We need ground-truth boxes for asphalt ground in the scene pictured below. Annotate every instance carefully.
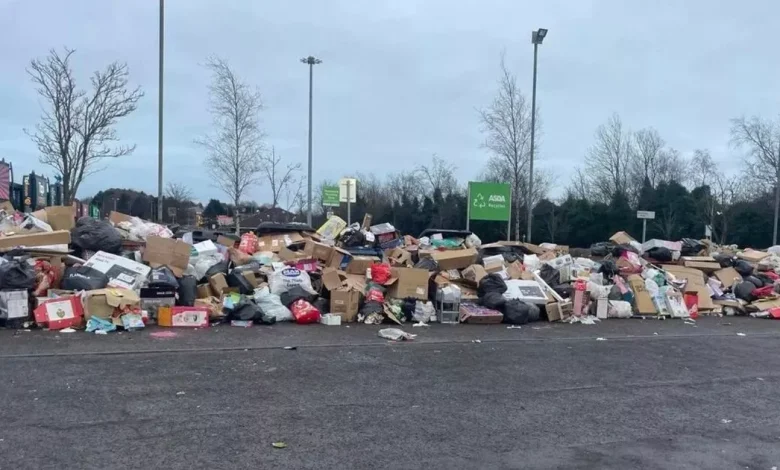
[2,317,780,469]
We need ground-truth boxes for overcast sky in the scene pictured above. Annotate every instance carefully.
[1,0,778,203]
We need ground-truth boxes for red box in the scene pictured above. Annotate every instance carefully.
[34,296,83,330]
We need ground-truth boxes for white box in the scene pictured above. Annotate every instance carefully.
[502,280,548,305]
[83,251,151,290]
[544,254,573,270]
[0,290,28,320]
[192,240,218,257]
[641,239,682,253]
[319,314,342,326]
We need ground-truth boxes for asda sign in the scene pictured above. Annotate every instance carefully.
[468,182,511,222]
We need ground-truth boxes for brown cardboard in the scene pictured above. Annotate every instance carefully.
[430,248,478,271]
[0,230,71,250]
[386,267,429,300]
[304,240,333,262]
[386,247,413,267]
[196,284,212,299]
[278,244,310,263]
[330,289,360,322]
[143,236,191,277]
[546,301,572,322]
[482,256,505,273]
[109,211,134,225]
[327,247,351,269]
[627,274,657,315]
[0,200,14,213]
[748,298,780,311]
[714,267,742,289]
[216,235,237,247]
[661,265,714,310]
[84,288,140,320]
[506,261,524,280]
[321,268,348,291]
[609,231,636,245]
[682,261,721,272]
[256,232,305,253]
[737,249,769,263]
[208,273,229,295]
[343,274,366,293]
[242,271,261,288]
[346,256,379,275]
[462,264,488,285]
[361,214,373,231]
[44,206,75,231]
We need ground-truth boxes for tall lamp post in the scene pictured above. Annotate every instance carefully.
[527,27,547,243]
[157,0,165,223]
[301,56,322,227]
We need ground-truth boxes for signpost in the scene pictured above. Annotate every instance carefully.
[322,186,340,207]
[467,182,511,239]
[339,178,357,224]
[636,210,655,243]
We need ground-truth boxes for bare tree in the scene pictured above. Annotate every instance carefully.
[196,57,265,233]
[730,115,780,244]
[688,149,718,189]
[584,113,632,203]
[165,182,193,202]
[479,55,540,240]
[25,48,143,203]
[565,167,592,200]
[417,154,459,198]
[261,146,301,209]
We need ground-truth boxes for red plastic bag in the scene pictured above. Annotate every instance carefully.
[371,263,392,284]
[290,299,321,324]
[751,285,774,298]
[684,293,698,319]
[239,233,258,254]
[365,287,385,303]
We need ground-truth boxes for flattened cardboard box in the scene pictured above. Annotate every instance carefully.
[84,288,140,320]
[256,232,305,253]
[737,249,769,263]
[430,248,478,271]
[627,274,657,315]
[386,268,429,300]
[143,236,191,277]
[714,267,742,289]
[304,240,333,262]
[0,230,70,251]
[609,231,636,245]
[661,265,714,310]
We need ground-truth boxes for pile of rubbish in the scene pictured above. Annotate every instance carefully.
[2,205,780,334]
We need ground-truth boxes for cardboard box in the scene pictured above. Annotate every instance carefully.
[328,247,351,270]
[209,273,229,295]
[321,268,348,291]
[83,251,151,290]
[642,239,682,253]
[546,301,572,322]
[319,313,342,326]
[459,303,503,324]
[0,230,71,251]
[109,211,134,225]
[714,267,742,289]
[346,256,379,275]
[506,261,524,280]
[610,231,636,245]
[662,265,714,310]
[386,247,413,267]
[139,287,176,318]
[158,306,210,327]
[303,240,333,262]
[462,264,488,285]
[43,206,75,231]
[330,288,360,322]
[344,274,366,293]
[0,290,29,320]
[192,240,218,257]
[737,249,769,263]
[34,295,83,330]
[386,268,429,300]
[316,216,347,241]
[430,248,478,271]
[627,274,657,315]
[256,232,305,253]
[482,255,505,273]
[143,236,191,277]
[278,244,311,263]
[196,284,212,299]
[84,288,140,320]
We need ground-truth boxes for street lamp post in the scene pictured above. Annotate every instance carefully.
[527,28,547,243]
[301,56,322,227]
[157,0,165,223]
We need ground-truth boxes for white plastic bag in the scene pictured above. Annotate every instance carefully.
[378,328,416,341]
[465,233,482,249]
[523,254,540,272]
[413,300,436,323]
[269,267,316,295]
[608,300,632,318]
[254,286,293,321]
[190,253,223,280]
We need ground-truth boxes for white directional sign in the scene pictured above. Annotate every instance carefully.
[339,178,357,203]
[636,210,656,220]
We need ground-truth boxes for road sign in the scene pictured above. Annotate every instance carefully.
[339,178,357,203]
[468,182,511,222]
[322,186,340,207]
[636,210,655,220]
[167,207,177,217]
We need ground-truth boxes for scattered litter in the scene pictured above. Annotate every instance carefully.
[472,339,482,343]
[378,328,416,341]
[272,442,287,449]
[566,316,600,325]
[736,333,746,336]
[506,325,522,329]
[653,332,658,335]
[150,331,178,339]
[95,330,107,335]
[176,391,186,396]
[60,328,76,333]
[758,377,765,381]
[283,346,297,350]
[412,322,430,328]
[721,419,732,424]
[596,337,607,341]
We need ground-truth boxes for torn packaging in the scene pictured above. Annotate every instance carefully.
[143,236,191,277]
[385,247,413,267]
[461,264,488,285]
[327,247,351,270]
[321,268,348,291]
[84,288,140,322]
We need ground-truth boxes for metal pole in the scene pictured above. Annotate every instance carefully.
[527,42,538,243]
[642,219,647,244]
[465,183,470,231]
[347,180,351,225]
[507,186,512,241]
[774,170,779,245]
[157,0,164,223]
[306,62,314,226]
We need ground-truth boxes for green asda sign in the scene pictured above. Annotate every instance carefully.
[468,182,511,221]
[322,186,340,207]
